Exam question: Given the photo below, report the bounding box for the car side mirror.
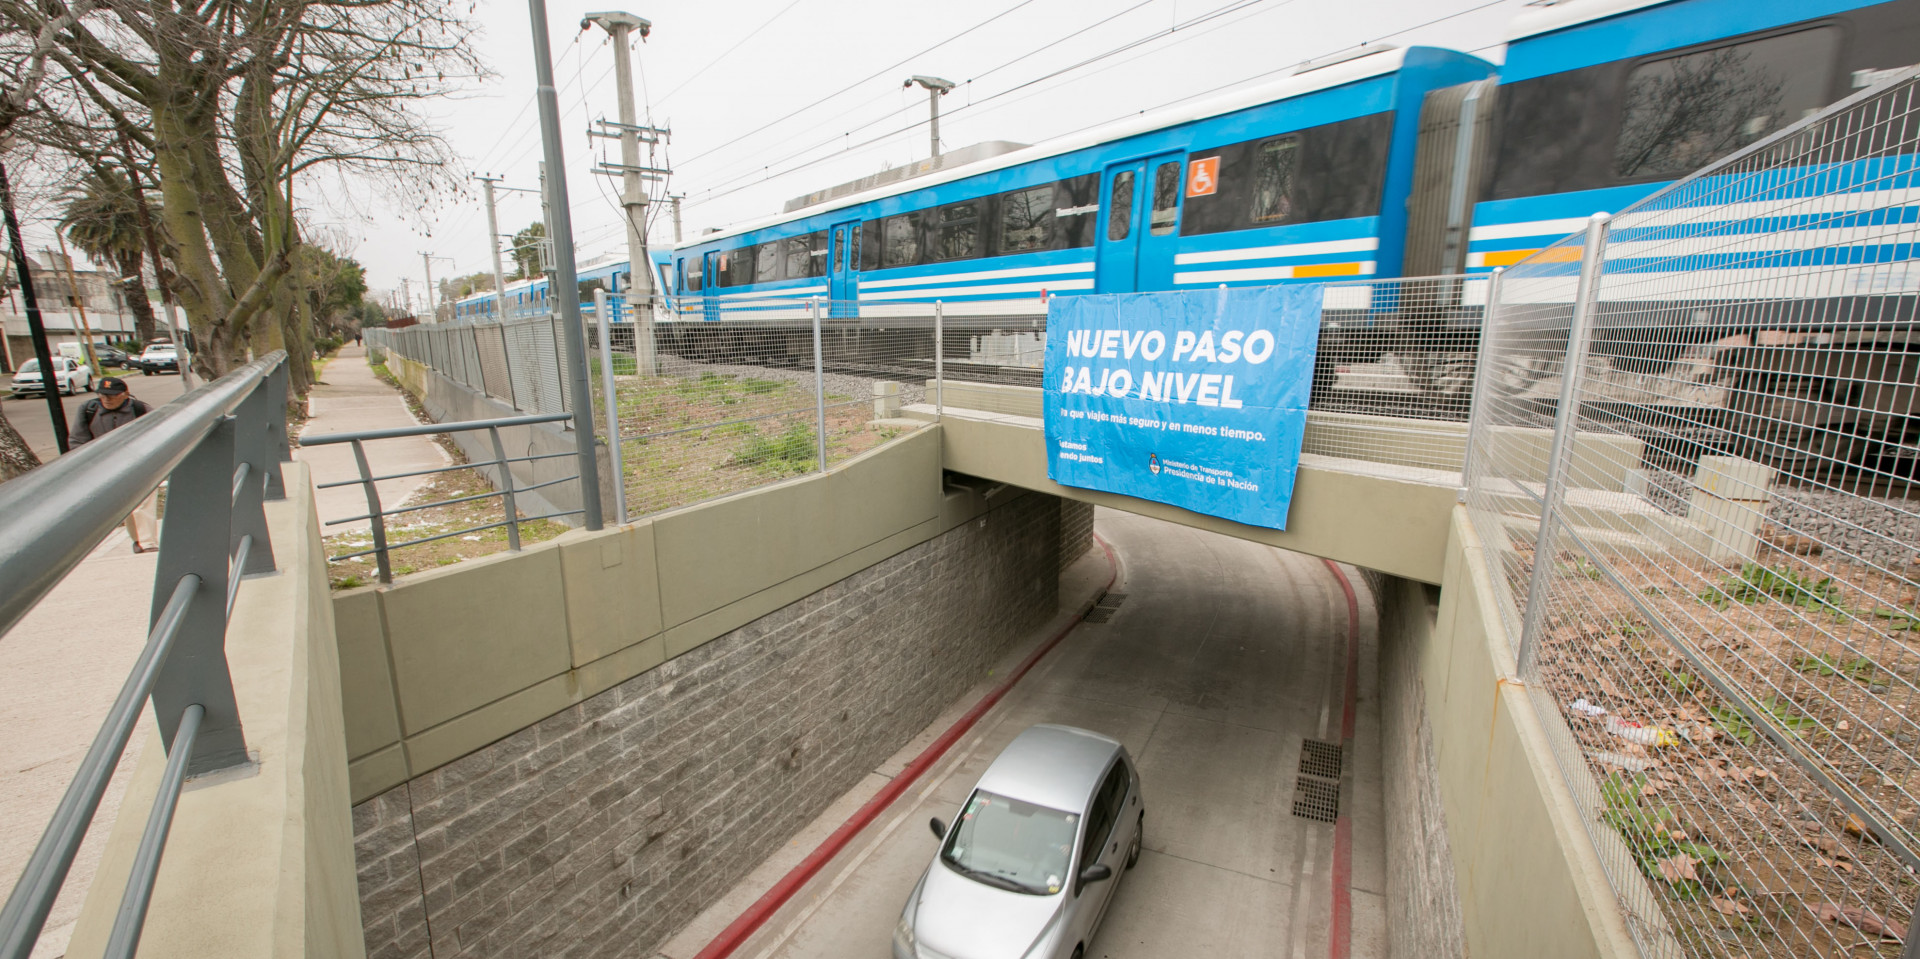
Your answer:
[1077,863,1112,885]
[929,817,947,840]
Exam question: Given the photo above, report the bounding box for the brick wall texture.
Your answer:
[1361,569,1466,959]
[1059,499,1094,573]
[353,491,1068,959]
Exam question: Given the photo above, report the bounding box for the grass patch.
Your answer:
[1700,563,1846,617]
[1601,773,1726,900]
[732,422,818,476]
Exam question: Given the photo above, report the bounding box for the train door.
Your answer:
[828,220,860,317]
[1094,153,1185,293]
[700,250,720,322]
[1094,162,1145,293]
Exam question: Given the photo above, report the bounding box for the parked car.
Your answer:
[91,345,130,367]
[128,343,179,375]
[896,725,1143,959]
[11,357,93,396]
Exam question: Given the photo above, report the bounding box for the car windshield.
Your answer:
[17,360,38,373]
[940,790,1078,896]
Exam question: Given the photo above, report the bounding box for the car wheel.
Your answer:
[1126,814,1142,869]
[142,368,151,376]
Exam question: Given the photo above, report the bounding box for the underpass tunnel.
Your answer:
[658,507,1451,959]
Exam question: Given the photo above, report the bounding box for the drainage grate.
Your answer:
[1298,739,1343,779]
[1292,777,1340,823]
[1084,592,1127,624]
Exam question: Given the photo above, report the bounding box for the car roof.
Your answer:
[973,725,1123,813]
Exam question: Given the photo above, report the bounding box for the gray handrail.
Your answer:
[0,352,289,637]
[299,410,572,446]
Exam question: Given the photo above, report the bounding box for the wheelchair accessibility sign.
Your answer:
[1186,156,1220,197]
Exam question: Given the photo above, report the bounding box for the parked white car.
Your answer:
[10,357,93,396]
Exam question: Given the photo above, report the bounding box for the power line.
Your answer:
[682,0,1515,218]
[674,0,1049,169]
[653,0,810,107]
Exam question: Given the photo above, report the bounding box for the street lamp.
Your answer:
[904,75,956,159]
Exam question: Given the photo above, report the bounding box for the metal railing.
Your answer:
[0,352,290,959]
[1465,67,1920,959]
[301,412,582,584]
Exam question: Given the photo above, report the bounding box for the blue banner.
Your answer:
[1043,286,1321,530]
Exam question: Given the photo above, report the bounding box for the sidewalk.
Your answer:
[294,345,449,531]
[0,346,444,958]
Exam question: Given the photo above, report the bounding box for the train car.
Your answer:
[670,46,1494,329]
[453,249,676,324]
[1464,0,1920,278]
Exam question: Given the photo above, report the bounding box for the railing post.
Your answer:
[595,288,629,525]
[488,426,523,551]
[1516,213,1610,676]
[229,377,277,574]
[811,296,828,473]
[148,415,248,775]
[934,300,944,419]
[1457,267,1504,497]
[499,325,519,411]
[262,359,290,501]
[351,439,393,585]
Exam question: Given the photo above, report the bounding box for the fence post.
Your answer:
[499,325,518,410]
[228,377,278,575]
[351,440,393,585]
[1457,267,1504,497]
[262,358,290,501]
[934,300,944,419]
[147,416,248,775]
[595,289,628,524]
[811,297,828,473]
[488,426,523,551]
[1516,213,1610,676]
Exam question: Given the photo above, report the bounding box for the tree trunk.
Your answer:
[116,250,157,344]
[0,407,39,482]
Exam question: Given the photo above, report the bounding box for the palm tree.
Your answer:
[61,172,159,344]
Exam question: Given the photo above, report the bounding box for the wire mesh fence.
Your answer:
[1467,68,1920,959]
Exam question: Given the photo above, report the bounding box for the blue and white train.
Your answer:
[458,0,1920,405]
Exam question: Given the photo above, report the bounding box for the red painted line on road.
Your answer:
[1320,558,1361,959]
[692,535,1120,959]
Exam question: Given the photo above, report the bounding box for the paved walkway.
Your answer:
[294,345,448,531]
[0,346,441,958]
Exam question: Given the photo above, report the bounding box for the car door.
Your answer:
[1083,761,1133,936]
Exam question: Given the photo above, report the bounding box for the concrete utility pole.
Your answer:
[904,75,956,158]
[401,277,412,319]
[474,175,511,323]
[419,252,438,323]
[583,10,666,375]
[670,194,682,244]
[531,0,605,530]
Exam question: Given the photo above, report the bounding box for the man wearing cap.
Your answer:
[70,376,159,552]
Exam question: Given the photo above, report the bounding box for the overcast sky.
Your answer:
[33,0,1547,306]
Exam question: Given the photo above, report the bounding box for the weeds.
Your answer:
[1701,563,1846,618]
[1601,773,1727,900]
[732,423,818,475]
[1794,652,1882,683]
[1709,696,1820,744]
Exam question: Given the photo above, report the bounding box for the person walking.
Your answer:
[70,376,159,553]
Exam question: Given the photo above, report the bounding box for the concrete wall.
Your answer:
[381,352,616,526]
[350,487,1075,959]
[1416,507,1642,959]
[66,464,364,959]
[1363,570,1467,959]
[929,407,1460,583]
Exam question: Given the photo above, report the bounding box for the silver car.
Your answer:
[895,724,1144,959]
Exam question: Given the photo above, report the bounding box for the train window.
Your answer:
[1251,136,1300,223]
[934,202,980,260]
[1150,162,1180,235]
[803,231,828,277]
[882,213,922,267]
[861,220,883,270]
[1612,28,1840,178]
[783,236,810,277]
[731,247,757,286]
[755,242,781,283]
[1057,174,1101,248]
[1107,171,1136,241]
[686,257,703,293]
[1000,186,1054,253]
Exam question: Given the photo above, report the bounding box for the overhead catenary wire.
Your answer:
[681,0,1517,219]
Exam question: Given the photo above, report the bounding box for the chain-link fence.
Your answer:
[366,318,572,415]
[1467,68,1920,958]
